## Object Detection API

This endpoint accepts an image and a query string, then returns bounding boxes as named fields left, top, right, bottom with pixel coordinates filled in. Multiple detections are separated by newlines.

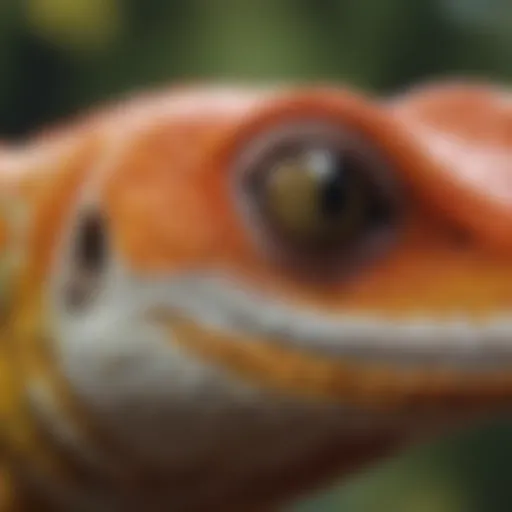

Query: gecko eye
left=236, top=121, right=401, bottom=273
left=263, top=149, right=369, bottom=247
left=64, top=210, right=109, bottom=311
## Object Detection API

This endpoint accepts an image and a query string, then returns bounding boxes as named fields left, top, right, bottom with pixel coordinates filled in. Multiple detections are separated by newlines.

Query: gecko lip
left=145, top=273, right=512, bottom=409
left=149, top=273, right=512, bottom=371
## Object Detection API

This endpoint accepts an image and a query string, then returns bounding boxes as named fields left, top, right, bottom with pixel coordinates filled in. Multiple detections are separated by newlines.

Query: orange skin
left=0, top=80, right=511, bottom=509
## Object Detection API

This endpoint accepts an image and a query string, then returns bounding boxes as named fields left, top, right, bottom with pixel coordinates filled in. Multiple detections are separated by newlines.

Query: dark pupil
left=318, top=156, right=350, bottom=219
left=314, top=151, right=392, bottom=228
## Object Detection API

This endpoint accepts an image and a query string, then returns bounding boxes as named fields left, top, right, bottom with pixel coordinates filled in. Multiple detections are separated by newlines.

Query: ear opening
left=62, top=207, right=110, bottom=313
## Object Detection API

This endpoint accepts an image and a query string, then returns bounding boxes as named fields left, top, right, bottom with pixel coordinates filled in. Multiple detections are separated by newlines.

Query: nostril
left=65, top=209, right=108, bottom=312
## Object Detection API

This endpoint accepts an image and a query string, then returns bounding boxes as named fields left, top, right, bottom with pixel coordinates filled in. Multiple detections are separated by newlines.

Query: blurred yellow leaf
left=24, top=0, right=122, bottom=52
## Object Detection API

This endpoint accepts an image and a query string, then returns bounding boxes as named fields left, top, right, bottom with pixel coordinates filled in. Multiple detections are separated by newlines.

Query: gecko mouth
left=150, top=273, right=512, bottom=410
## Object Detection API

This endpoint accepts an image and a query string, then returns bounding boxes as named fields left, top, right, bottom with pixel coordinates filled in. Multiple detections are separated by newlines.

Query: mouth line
left=149, top=273, right=512, bottom=371
left=153, top=308, right=512, bottom=411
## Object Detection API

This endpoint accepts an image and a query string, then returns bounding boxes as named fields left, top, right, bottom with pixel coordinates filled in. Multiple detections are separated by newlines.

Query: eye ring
left=232, top=119, right=403, bottom=278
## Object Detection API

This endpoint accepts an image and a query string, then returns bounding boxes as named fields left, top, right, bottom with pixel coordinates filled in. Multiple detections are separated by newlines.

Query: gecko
left=0, top=79, right=511, bottom=511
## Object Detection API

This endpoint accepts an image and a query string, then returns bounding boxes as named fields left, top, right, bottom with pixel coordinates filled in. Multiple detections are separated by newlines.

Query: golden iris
left=263, top=149, right=367, bottom=247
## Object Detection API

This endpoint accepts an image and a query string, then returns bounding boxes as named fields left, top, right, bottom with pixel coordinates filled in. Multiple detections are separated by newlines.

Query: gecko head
left=21, top=86, right=512, bottom=430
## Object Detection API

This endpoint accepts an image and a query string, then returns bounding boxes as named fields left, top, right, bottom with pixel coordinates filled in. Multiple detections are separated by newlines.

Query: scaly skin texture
left=0, top=80, right=511, bottom=510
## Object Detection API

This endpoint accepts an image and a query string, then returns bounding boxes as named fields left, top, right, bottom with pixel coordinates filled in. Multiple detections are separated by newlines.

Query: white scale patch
left=40, top=251, right=512, bottom=508
left=43, top=239, right=377, bottom=508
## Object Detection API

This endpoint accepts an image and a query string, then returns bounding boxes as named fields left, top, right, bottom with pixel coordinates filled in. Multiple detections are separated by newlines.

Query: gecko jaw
left=148, top=272, right=512, bottom=370
left=49, top=255, right=512, bottom=413
left=143, top=272, right=512, bottom=409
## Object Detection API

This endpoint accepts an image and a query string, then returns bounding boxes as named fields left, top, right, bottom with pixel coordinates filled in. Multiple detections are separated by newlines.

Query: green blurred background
left=1, top=0, right=512, bottom=510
